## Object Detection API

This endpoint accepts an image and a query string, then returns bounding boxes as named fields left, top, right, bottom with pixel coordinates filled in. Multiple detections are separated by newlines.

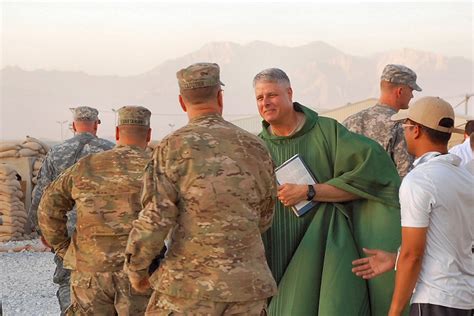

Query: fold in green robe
left=260, top=103, right=402, bottom=316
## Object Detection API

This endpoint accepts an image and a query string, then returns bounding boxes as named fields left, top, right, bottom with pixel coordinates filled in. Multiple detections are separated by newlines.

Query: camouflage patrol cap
left=176, top=62, right=225, bottom=90
left=117, top=106, right=151, bottom=127
left=381, top=64, right=422, bottom=91
left=73, top=106, right=99, bottom=121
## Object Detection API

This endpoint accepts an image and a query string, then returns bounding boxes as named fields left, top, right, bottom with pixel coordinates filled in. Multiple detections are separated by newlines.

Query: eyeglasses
left=401, top=123, right=415, bottom=129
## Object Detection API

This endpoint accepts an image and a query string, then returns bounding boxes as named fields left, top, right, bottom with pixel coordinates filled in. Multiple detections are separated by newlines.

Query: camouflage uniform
left=125, top=63, right=277, bottom=315
left=146, top=292, right=268, bottom=315
left=343, top=64, right=422, bottom=178
left=38, top=106, right=152, bottom=316
left=29, top=106, right=114, bottom=315
left=343, top=104, right=414, bottom=177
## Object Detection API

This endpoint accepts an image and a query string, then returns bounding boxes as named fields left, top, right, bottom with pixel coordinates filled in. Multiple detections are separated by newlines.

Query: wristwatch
left=306, top=184, right=316, bottom=201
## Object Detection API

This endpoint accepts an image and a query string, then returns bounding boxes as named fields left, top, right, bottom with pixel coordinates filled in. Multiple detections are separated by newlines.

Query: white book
left=275, top=154, right=318, bottom=217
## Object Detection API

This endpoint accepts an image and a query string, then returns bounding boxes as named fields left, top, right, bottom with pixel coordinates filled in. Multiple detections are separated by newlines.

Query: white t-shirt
left=400, top=152, right=474, bottom=309
left=449, top=137, right=473, bottom=166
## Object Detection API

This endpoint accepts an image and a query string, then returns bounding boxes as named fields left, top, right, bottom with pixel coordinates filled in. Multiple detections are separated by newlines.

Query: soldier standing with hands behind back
left=30, top=106, right=114, bottom=315
left=39, top=106, right=153, bottom=315
left=125, top=63, right=277, bottom=315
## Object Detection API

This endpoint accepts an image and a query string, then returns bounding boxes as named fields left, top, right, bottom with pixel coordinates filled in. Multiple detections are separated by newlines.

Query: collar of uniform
left=115, top=144, right=146, bottom=152
left=375, top=103, right=398, bottom=114
left=75, top=132, right=97, bottom=138
left=189, top=112, right=223, bottom=123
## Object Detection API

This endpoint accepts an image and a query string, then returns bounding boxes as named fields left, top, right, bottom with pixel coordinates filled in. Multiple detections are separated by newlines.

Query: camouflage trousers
left=145, top=292, right=268, bottom=316
left=52, top=211, right=76, bottom=315
left=66, top=270, right=151, bottom=316
left=53, top=254, right=71, bottom=315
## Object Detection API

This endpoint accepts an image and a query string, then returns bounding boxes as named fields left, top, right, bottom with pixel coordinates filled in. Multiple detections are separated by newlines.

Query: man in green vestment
left=253, top=68, right=402, bottom=316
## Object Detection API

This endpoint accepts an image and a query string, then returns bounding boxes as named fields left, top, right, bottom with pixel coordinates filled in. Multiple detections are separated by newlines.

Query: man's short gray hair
left=253, top=68, right=291, bottom=87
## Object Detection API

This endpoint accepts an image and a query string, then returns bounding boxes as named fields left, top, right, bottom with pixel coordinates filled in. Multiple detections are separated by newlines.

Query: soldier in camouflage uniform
left=124, top=63, right=277, bottom=315
left=30, top=106, right=114, bottom=315
left=343, top=64, right=422, bottom=177
left=38, top=106, right=153, bottom=315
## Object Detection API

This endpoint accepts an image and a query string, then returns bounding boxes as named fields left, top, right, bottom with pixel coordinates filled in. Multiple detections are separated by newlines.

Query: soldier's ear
left=395, top=87, right=403, bottom=98
left=146, top=128, right=151, bottom=142
left=179, top=95, right=187, bottom=112
left=217, top=89, right=223, bottom=112
left=115, top=126, right=120, bottom=141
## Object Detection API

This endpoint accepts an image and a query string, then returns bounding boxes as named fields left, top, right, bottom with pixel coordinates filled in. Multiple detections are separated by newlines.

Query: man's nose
left=263, top=95, right=270, bottom=105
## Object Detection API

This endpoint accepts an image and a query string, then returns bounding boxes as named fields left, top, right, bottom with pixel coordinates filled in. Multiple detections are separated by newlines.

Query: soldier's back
left=153, top=114, right=277, bottom=302
left=343, top=104, right=398, bottom=151
left=47, top=132, right=115, bottom=178
left=64, top=145, right=150, bottom=272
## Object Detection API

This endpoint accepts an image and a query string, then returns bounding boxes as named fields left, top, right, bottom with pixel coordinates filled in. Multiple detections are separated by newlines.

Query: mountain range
left=1, top=41, right=472, bottom=140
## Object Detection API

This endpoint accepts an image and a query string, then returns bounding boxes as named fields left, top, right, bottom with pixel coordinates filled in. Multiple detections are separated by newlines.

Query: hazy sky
left=1, top=0, right=473, bottom=141
left=2, top=0, right=473, bottom=76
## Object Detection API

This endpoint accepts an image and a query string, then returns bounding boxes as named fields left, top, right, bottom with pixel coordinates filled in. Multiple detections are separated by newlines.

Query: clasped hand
left=277, top=183, right=307, bottom=207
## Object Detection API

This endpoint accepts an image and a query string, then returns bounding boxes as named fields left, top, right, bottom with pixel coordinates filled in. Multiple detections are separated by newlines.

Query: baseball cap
left=391, top=96, right=463, bottom=133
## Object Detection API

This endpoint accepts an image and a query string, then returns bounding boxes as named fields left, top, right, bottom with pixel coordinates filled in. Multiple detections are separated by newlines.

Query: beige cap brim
left=391, top=110, right=409, bottom=121
left=391, top=110, right=465, bottom=134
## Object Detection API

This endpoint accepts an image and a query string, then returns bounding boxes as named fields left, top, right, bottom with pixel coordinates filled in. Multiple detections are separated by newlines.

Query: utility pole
left=464, top=94, right=473, bottom=115
left=56, top=120, right=68, bottom=141
left=111, top=108, right=118, bottom=125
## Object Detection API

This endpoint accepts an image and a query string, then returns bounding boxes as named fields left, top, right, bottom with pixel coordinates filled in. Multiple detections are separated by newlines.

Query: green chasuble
left=260, top=103, right=402, bottom=316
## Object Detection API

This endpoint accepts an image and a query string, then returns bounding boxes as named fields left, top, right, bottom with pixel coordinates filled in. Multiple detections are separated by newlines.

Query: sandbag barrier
left=0, top=136, right=49, bottom=158
left=0, top=136, right=49, bottom=188
left=0, top=137, right=49, bottom=242
left=0, top=163, right=30, bottom=242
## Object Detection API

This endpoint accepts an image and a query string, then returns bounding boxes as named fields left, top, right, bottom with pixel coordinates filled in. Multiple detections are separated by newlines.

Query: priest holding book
left=253, top=68, right=403, bottom=316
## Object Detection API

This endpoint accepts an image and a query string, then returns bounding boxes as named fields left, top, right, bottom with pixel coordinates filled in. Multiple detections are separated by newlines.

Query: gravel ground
left=0, top=239, right=59, bottom=316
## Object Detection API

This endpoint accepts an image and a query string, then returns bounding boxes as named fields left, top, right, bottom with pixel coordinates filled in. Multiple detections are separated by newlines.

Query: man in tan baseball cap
left=391, top=96, right=463, bottom=156
left=352, top=96, right=473, bottom=315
